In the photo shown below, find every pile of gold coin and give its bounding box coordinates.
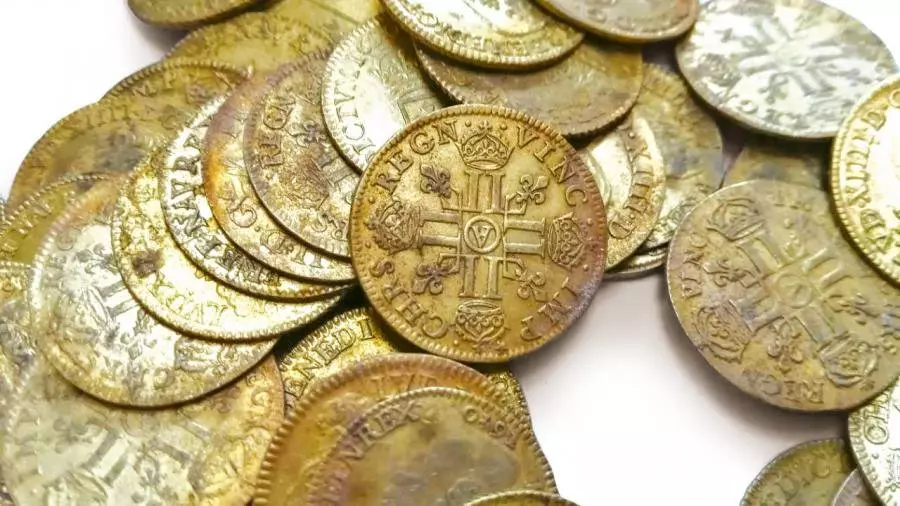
[2,0,900,504]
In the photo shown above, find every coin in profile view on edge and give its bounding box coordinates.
[466,490,579,506]
[127,0,263,29]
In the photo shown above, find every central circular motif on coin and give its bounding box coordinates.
[464,216,502,253]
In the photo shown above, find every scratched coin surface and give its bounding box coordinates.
[128,0,263,28]
[741,439,852,505]
[535,0,698,43]
[0,261,34,409]
[725,137,827,189]
[0,174,109,263]
[635,64,724,250]
[382,0,583,69]
[466,491,579,506]
[302,387,555,505]
[31,178,276,407]
[271,0,382,34]
[831,76,900,286]
[256,354,540,505]
[606,245,668,280]
[204,70,356,283]
[161,101,348,300]
[831,470,877,506]
[103,58,248,100]
[675,0,896,140]
[579,113,666,269]
[113,161,342,341]
[351,105,607,362]
[167,12,331,72]
[415,42,642,137]
[667,180,900,411]
[1,356,284,506]
[323,15,444,172]
[246,51,359,259]
[849,381,900,506]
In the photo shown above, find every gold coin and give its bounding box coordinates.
[580,113,666,269]
[322,15,444,171]
[0,261,34,407]
[635,64,724,250]
[270,0,382,35]
[415,41,642,138]
[831,76,900,286]
[606,244,668,280]
[302,387,555,505]
[831,470,877,506]
[161,100,349,300]
[725,137,827,189]
[103,58,249,100]
[31,178,276,407]
[535,0,698,43]
[128,0,262,29]
[849,384,900,506]
[741,439,852,505]
[0,174,109,263]
[675,0,896,140]
[351,105,607,362]
[667,180,900,411]
[466,491,579,506]
[2,356,284,505]
[167,12,331,72]
[382,0,583,70]
[112,160,342,341]
[204,71,356,283]
[246,51,359,259]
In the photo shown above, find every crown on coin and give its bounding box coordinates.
[707,197,764,241]
[458,121,511,171]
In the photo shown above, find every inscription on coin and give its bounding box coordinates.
[849,380,900,506]
[0,262,34,408]
[741,439,852,505]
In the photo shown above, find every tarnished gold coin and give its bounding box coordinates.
[112,160,342,341]
[323,15,444,171]
[675,0,896,140]
[580,113,666,269]
[849,382,900,506]
[725,137,827,189]
[161,100,348,300]
[606,244,668,280]
[204,70,356,283]
[667,180,900,411]
[466,491,579,506]
[831,470,877,506]
[167,12,331,72]
[128,0,262,29]
[104,58,249,100]
[303,387,555,505]
[635,64,723,250]
[535,0,698,43]
[415,41,642,137]
[741,439,852,505]
[0,174,109,263]
[256,354,542,505]
[2,356,284,505]
[270,0,383,36]
[31,178,276,407]
[831,76,900,286]
[351,105,607,362]
[383,0,583,70]
[0,261,34,407]
[246,51,359,259]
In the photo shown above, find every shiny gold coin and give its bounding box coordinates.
[415,41,642,138]
[466,491,579,506]
[246,51,359,259]
[104,58,249,100]
[167,12,331,72]
[351,105,607,362]
[161,100,349,300]
[256,354,541,505]
[9,61,245,209]
[741,439,852,505]
[112,160,342,341]
[382,0,583,70]
[323,15,444,172]
[535,0,698,43]
[606,244,668,280]
[580,113,666,269]
[831,470,877,506]
[31,178,276,407]
[725,137,827,189]
[303,386,555,505]
[849,383,900,506]
[204,70,356,283]
[635,64,723,250]
[128,0,262,29]
[0,261,34,407]
[2,356,284,505]
[831,76,900,286]
[675,0,896,140]
[0,174,109,263]
[667,180,900,411]
[270,0,382,36]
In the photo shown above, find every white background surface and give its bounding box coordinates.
[0,1,897,505]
